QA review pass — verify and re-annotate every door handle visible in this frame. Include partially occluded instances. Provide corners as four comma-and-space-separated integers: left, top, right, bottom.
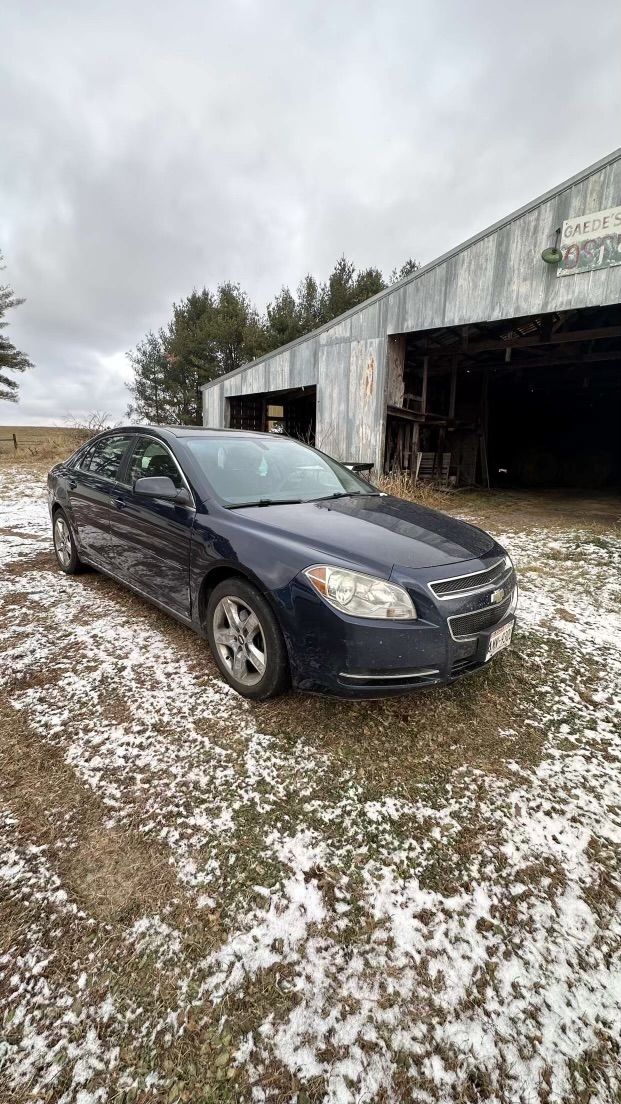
112, 495, 126, 510
68, 478, 77, 490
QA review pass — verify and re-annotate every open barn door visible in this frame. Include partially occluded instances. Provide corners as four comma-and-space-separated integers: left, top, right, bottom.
227, 386, 317, 445
385, 304, 621, 489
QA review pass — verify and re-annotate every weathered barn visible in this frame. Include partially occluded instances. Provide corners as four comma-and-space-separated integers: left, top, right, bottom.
203, 149, 621, 488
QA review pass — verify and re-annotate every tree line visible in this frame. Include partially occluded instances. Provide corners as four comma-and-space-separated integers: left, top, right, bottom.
0, 252, 420, 411
127, 256, 419, 425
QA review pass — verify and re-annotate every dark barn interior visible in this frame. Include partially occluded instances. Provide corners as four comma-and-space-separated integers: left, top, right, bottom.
227, 386, 317, 444
385, 304, 621, 488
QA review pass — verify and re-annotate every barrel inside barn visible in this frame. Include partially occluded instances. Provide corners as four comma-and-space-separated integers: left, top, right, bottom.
388, 303, 621, 489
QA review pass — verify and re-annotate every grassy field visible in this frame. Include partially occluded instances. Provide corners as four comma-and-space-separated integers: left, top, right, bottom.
0, 460, 620, 1103
0, 425, 87, 465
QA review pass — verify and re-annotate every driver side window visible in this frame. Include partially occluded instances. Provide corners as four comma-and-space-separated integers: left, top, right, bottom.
128, 439, 182, 489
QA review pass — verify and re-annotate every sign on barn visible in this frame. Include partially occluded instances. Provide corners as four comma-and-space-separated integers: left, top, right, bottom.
558, 204, 621, 276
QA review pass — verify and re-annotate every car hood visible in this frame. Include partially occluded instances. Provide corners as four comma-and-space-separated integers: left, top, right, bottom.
236, 494, 495, 571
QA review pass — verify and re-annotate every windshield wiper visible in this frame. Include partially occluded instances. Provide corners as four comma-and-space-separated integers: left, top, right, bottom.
226, 490, 380, 509
315, 491, 380, 501
226, 497, 304, 509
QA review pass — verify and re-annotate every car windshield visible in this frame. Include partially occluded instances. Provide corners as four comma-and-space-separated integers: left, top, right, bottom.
184, 435, 378, 506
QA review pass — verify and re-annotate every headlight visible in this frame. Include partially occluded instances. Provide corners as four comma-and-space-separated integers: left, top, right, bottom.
303, 565, 417, 620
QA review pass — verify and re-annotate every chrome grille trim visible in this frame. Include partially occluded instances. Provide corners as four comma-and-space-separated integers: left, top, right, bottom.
448, 589, 516, 641
429, 557, 511, 600
339, 668, 440, 681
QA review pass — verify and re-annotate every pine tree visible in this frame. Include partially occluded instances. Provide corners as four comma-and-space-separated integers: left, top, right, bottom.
126, 332, 171, 424
127, 256, 420, 421
352, 265, 386, 303
390, 257, 421, 283
297, 274, 321, 333
318, 256, 357, 322
0, 252, 33, 402
317, 258, 386, 324
127, 283, 267, 425
266, 287, 301, 348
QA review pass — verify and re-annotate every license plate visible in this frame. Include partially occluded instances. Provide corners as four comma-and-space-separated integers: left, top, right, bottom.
485, 620, 514, 661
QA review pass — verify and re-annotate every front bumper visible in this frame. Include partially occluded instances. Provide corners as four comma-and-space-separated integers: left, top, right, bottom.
278, 554, 517, 698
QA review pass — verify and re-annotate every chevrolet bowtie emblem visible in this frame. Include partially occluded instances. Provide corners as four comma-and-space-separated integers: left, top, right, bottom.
490, 587, 505, 605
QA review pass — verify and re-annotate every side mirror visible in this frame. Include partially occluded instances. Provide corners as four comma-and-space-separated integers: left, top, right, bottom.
133, 476, 192, 505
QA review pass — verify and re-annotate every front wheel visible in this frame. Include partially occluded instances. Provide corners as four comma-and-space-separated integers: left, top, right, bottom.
206, 578, 290, 700
52, 510, 83, 574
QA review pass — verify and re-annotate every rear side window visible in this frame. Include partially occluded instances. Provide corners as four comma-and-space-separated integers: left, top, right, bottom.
128, 438, 183, 489
73, 443, 96, 470
81, 436, 133, 481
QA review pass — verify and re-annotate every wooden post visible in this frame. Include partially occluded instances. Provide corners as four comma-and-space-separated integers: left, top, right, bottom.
480, 369, 490, 489
12, 433, 17, 451
411, 422, 419, 475
449, 358, 457, 419
419, 356, 428, 477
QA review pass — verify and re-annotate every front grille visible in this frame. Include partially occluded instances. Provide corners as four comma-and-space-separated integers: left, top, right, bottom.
430, 558, 509, 598
449, 591, 514, 639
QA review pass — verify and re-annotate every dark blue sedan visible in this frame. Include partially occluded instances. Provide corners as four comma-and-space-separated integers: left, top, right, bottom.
48, 426, 517, 700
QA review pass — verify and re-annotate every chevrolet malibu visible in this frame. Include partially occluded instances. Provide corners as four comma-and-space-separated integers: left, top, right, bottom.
48, 426, 517, 700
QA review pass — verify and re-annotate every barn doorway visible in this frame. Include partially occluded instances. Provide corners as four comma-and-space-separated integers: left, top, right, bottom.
385, 304, 621, 489
227, 386, 317, 445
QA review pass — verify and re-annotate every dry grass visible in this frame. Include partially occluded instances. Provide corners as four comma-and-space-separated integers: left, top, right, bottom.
0, 702, 182, 923
375, 470, 456, 510
377, 471, 621, 532
0, 424, 88, 465
255, 643, 544, 786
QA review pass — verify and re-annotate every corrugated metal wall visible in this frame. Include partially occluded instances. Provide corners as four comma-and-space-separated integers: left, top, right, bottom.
204, 151, 621, 470
204, 314, 389, 468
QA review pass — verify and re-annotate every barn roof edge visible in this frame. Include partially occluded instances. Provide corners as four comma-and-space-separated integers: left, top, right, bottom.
201, 147, 621, 392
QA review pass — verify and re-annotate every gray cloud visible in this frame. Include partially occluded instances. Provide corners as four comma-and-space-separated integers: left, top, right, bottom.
1, 0, 620, 424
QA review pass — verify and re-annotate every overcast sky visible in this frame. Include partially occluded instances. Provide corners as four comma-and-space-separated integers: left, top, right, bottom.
2, 0, 620, 425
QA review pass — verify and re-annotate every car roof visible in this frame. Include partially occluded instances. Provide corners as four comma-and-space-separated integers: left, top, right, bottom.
154, 425, 274, 439
98, 425, 275, 441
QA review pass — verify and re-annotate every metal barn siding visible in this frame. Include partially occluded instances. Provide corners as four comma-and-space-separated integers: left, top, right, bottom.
203, 149, 621, 470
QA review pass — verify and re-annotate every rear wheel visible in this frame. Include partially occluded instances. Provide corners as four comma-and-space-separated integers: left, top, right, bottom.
53, 510, 83, 574
206, 578, 290, 700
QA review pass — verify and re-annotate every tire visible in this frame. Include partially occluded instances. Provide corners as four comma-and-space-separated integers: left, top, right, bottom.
52, 509, 83, 575
206, 577, 290, 700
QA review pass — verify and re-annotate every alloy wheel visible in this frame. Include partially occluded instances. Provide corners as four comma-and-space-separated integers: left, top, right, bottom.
54, 516, 72, 568
212, 595, 267, 686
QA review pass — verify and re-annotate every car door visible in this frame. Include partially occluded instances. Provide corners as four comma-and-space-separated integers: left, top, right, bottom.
67, 434, 135, 564
107, 435, 195, 616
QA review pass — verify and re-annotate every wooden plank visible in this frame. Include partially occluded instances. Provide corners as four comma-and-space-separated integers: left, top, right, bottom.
386, 335, 406, 406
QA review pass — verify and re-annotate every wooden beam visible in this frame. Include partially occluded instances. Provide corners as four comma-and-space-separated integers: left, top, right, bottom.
387, 405, 456, 425
417, 325, 621, 357
387, 405, 421, 422
476, 349, 621, 373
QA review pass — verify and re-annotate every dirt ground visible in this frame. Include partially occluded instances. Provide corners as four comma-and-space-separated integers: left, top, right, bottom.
1, 463, 620, 1104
